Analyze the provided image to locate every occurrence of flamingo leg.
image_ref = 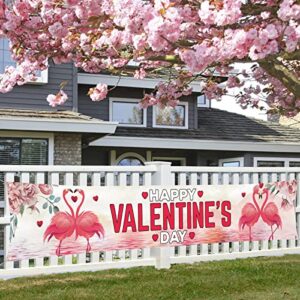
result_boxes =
[249,226,252,242]
[56,240,62,256]
[86,239,91,253]
[268,225,274,240]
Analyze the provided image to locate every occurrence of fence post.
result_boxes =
[145,161,172,269]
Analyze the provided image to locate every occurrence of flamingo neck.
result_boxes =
[252,193,261,212]
[63,194,75,217]
[76,194,84,217]
[260,191,269,211]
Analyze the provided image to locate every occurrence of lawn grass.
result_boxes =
[0,255,300,300]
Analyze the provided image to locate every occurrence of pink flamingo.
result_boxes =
[44,189,104,255]
[74,189,105,252]
[239,189,261,241]
[260,185,282,240]
[44,189,76,255]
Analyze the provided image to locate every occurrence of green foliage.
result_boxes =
[0,255,300,300]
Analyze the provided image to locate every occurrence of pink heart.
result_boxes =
[71,195,78,203]
[142,192,148,199]
[189,232,195,239]
[152,234,158,242]
[37,220,43,227]
[93,195,99,202]
[198,191,204,198]
[242,192,246,198]
[259,182,264,189]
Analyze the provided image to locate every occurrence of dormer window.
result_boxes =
[197,95,209,107]
[109,98,146,127]
[153,102,188,129]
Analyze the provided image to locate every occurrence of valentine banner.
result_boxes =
[6,180,297,261]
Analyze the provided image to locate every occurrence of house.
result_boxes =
[0,40,300,170]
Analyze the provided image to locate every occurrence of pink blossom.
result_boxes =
[89,83,108,101]
[47,90,68,107]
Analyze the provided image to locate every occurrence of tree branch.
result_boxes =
[259,59,300,98]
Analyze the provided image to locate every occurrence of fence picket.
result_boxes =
[63,173,74,265]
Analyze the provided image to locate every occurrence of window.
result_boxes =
[197,95,209,107]
[0,38,48,84]
[254,157,300,167]
[153,102,188,129]
[118,157,144,166]
[109,98,146,127]
[219,157,244,167]
[0,138,48,165]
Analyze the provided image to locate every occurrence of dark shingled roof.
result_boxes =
[113,108,300,144]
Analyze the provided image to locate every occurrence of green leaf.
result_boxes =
[49,195,55,201]
[49,205,52,214]
[42,202,48,209]
[53,206,59,214]
[20,204,24,216]
[14,216,18,227]
[54,197,61,203]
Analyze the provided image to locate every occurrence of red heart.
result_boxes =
[93,195,98,202]
[152,234,158,242]
[189,232,195,239]
[142,192,148,199]
[37,220,43,227]
[242,192,246,197]
[259,182,264,189]
[198,191,204,198]
[71,195,78,203]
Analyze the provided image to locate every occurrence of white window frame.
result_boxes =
[28,68,48,85]
[113,152,146,165]
[254,157,300,167]
[153,101,188,129]
[109,98,147,128]
[197,95,209,108]
[152,156,186,166]
[0,131,54,165]
[219,157,244,167]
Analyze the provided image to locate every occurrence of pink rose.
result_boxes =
[38,184,53,195]
[8,183,24,214]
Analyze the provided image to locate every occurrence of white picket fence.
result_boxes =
[0,162,299,279]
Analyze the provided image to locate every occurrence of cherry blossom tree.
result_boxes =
[0,0,299,116]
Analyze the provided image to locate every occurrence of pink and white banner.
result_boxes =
[7,180,297,261]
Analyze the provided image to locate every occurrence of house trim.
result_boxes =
[78,73,204,92]
[0,118,118,134]
[109,98,147,128]
[0,131,54,165]
[152,102,189,129]
[90,135,300,153]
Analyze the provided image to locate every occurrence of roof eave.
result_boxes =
[0,118,118,134]
[89,135,300,153]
